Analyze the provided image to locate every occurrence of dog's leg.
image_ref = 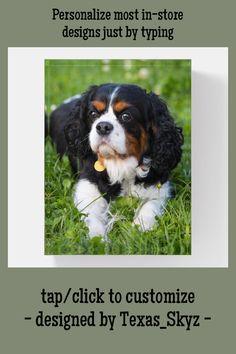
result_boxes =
[74,179,109,238]
[132,182,171,231]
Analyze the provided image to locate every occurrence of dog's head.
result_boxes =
[65,83,183,184]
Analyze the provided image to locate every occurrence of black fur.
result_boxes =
[45,113,48,138]
[49,84,183,200]
[50,98,79,173]
[138,92,184,185]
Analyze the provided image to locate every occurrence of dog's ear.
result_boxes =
[64,86,98,172]
[148,92,183,183]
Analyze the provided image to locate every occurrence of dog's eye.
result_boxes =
[121,113,132,122]
[90,110,99,119]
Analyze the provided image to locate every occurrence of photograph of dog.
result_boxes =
[45,60,191,255]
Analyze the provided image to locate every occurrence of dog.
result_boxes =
[49,83,183,237]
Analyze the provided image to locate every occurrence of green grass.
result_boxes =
[45,59,191,255]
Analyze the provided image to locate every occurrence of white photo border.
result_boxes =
[8,47,228,267]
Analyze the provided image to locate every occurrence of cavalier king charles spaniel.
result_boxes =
[50,83,183,237]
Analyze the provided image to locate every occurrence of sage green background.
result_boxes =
[0,0,234,353]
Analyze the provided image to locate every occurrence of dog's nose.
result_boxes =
[96,121,114,136]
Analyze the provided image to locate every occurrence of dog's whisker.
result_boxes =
[77,134,89,145]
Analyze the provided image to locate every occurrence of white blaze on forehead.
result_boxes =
[100,85,120,118]
[109,86,120,105]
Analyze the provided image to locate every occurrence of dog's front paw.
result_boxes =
[86,217,107,238]
[133,215,157,231]
[133,200,162,231]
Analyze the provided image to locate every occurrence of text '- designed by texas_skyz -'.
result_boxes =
[24,288,212,331]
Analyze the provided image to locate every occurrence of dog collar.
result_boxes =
[156,182,162,189]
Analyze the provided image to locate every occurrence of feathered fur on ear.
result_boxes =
[64,85,98,173]
[148,92,184,183]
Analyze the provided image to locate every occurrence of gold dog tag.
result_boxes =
[94,160,105,172]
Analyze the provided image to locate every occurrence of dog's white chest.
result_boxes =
[121,178,135,196]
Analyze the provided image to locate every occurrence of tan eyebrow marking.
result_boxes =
[92,100,106,112]
[113,101,130,112]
